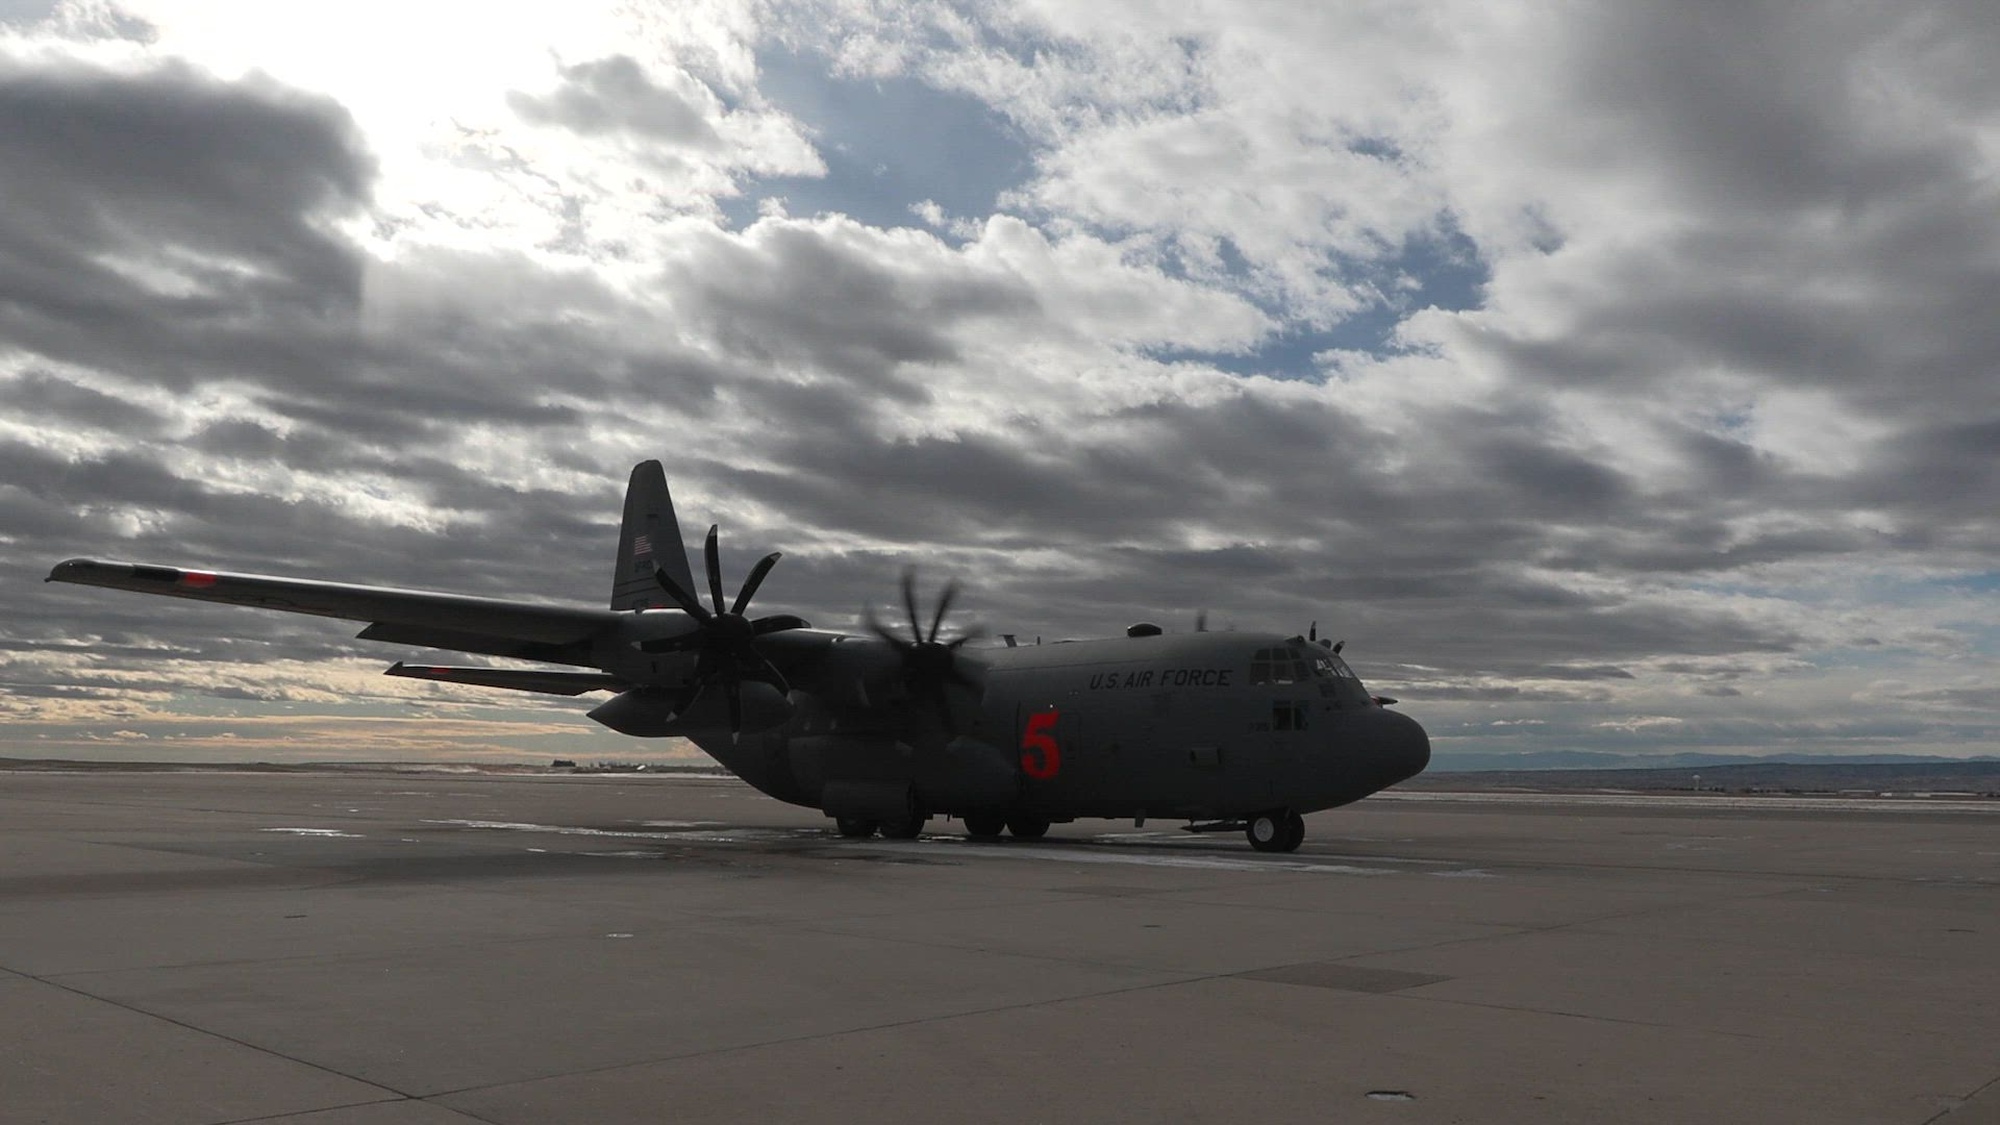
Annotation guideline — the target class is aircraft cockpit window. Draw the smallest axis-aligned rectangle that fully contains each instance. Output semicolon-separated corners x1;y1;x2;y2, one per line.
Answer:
1250;647;1310;685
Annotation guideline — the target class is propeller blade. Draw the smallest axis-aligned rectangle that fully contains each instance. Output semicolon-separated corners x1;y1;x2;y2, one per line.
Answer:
642;521;797;739
663;678;706;723
1195;610;1208;633
871;568;986;745
731;551;782;615
687;647;720;687
652;565;710;620
1309;621;1317;643
747;655;792;697
703;525;726;616
927;579;958;644
901;569;923;643
862;606;908;650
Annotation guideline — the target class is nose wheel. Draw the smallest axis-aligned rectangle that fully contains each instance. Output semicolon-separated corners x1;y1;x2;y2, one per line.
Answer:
1247;809;1305;853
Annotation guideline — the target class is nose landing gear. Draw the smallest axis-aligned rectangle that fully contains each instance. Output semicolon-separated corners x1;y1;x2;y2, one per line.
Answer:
1246;809;1306;853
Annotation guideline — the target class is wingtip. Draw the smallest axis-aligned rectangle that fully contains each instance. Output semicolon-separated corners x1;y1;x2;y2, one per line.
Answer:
46;558;95;583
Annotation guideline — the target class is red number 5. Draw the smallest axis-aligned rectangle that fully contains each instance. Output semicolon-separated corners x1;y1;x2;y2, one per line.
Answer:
1020;710;1062;779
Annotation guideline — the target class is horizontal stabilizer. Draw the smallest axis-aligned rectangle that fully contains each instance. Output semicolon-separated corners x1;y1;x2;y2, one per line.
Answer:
386;662;626;696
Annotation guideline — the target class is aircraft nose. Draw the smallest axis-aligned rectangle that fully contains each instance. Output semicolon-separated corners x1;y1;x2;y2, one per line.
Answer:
1383;707;1430;783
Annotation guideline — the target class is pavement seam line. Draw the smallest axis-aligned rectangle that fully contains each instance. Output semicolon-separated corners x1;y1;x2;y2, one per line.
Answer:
210;1092;504;1125
9;969;419;1106
419;969;1254;1102
1920;1068;2000;1124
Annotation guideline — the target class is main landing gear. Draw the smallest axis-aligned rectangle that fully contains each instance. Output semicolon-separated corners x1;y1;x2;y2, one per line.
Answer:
845;812;1049;841
960;813;1048;840
1246;809;1306;853
962;813;1005;838
833;816;927;838
841;811;1301;851
1003;817;1050;840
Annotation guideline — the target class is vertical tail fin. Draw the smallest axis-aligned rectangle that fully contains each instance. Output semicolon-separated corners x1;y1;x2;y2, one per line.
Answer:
610;460;698;611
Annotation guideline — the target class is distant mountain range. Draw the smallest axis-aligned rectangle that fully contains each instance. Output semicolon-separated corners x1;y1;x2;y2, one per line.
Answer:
1430;750;1999;772
1412;752;2000;795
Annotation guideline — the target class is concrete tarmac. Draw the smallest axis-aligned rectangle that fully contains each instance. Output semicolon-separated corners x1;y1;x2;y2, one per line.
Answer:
2;768;1996;1124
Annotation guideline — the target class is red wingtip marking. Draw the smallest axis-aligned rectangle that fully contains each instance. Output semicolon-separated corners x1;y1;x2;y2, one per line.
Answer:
180;571;218;588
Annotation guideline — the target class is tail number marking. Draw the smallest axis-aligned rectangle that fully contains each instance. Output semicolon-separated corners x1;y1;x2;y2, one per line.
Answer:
1021;710;1062;779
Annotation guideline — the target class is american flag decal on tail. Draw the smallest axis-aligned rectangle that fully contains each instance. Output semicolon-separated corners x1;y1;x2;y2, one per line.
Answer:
632;534;652;557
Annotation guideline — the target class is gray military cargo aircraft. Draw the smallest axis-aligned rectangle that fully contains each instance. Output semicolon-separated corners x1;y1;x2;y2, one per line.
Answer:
47;460;1428;852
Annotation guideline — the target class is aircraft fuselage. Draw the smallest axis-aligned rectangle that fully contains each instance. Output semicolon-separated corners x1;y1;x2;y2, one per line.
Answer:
684;630;1431;825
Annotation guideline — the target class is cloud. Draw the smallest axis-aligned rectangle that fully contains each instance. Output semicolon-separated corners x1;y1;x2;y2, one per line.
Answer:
512;55;726;148
0;54;371;388
1;2;1997;765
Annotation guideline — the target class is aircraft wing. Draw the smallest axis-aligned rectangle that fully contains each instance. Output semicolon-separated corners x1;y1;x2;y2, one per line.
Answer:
385;663;626;695
47;558;624;666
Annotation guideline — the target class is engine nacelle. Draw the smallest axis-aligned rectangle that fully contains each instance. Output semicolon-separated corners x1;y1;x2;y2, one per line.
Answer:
586;683;792;738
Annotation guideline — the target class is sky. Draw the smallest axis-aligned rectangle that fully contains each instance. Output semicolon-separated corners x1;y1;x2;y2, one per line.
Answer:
1;0;1996;766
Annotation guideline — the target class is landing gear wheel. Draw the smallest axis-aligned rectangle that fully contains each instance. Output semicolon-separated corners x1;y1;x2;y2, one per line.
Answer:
962;813;1006;839
1280;810;1306;852
879;816;925;840
1005;817;1050;840
834;817;878;838
1247;810;1301;853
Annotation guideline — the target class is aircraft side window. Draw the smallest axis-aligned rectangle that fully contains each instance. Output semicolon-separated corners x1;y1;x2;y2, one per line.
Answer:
1271;700;1309;731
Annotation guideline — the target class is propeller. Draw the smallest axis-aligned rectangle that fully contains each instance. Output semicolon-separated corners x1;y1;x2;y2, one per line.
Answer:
864;568;985;735
637;524;802;739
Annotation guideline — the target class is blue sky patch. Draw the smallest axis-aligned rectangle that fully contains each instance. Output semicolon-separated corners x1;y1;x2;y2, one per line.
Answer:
1153;223;1490;377
728;49;1036;234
